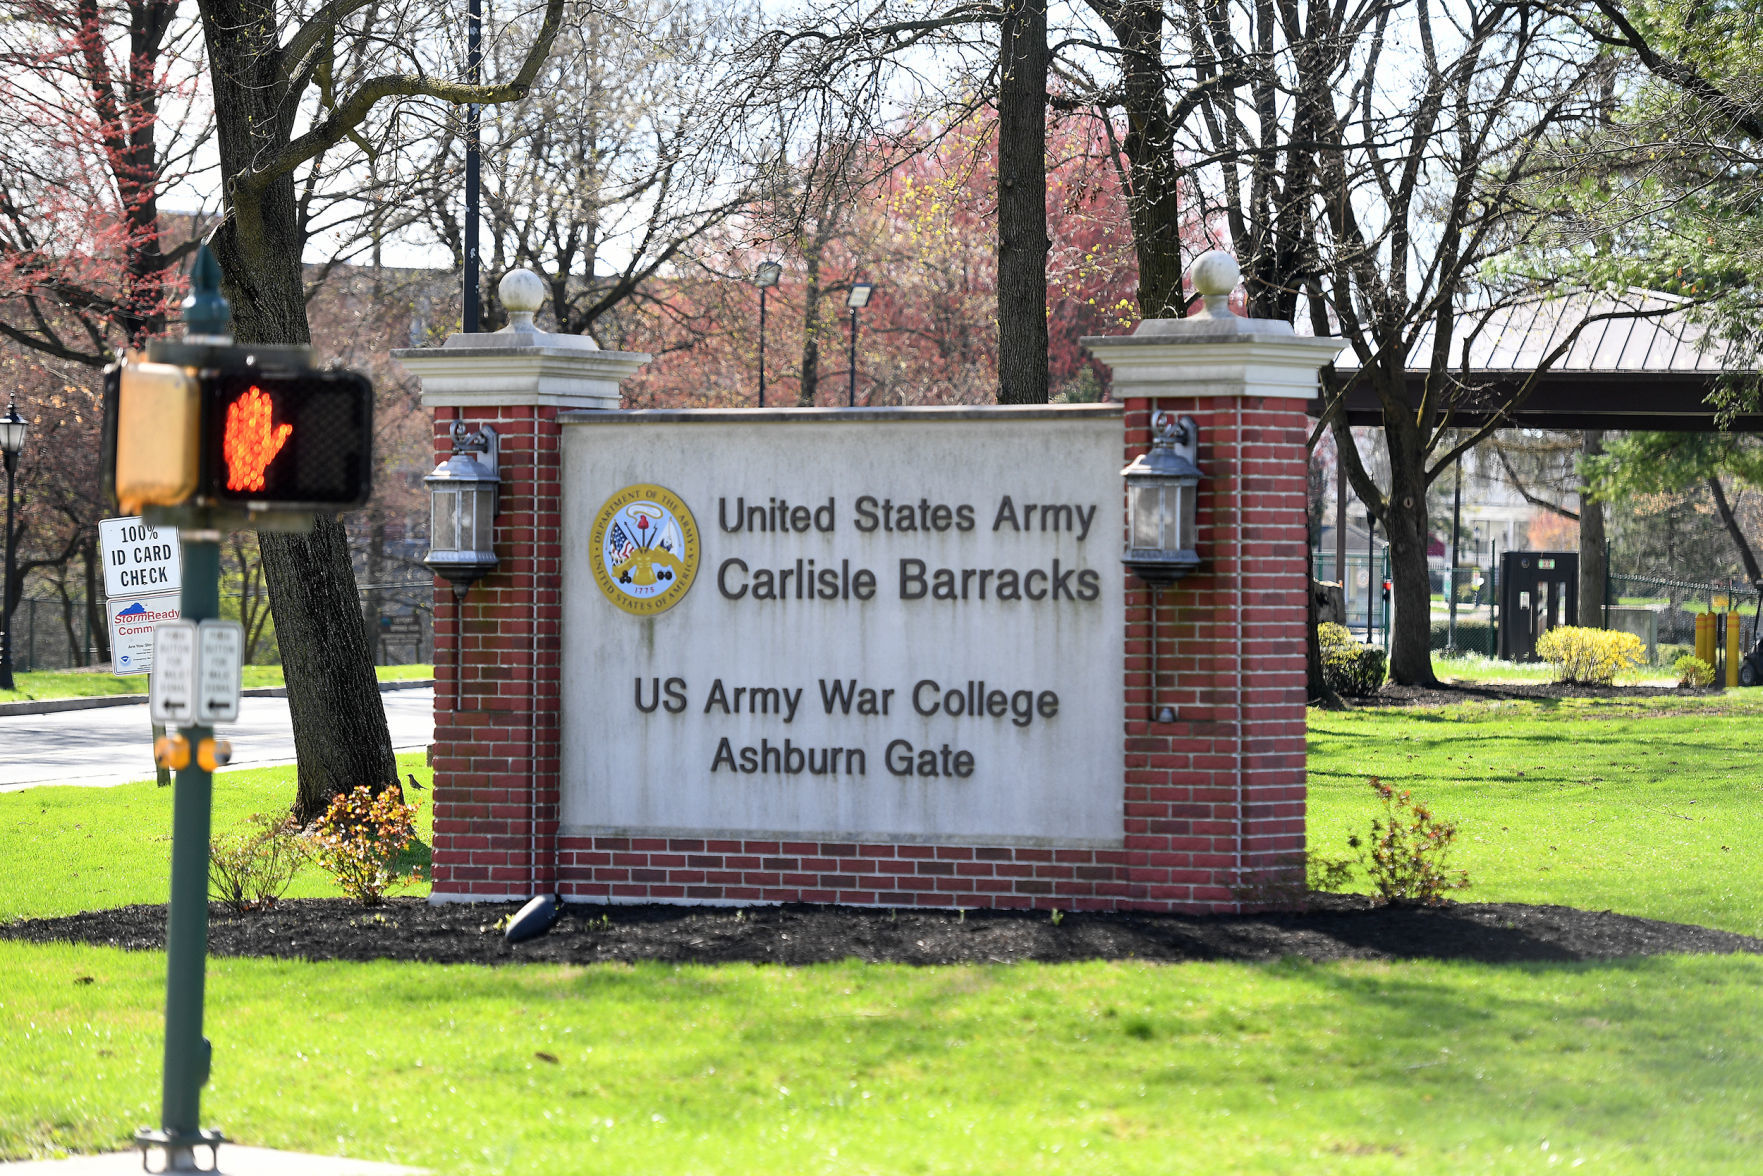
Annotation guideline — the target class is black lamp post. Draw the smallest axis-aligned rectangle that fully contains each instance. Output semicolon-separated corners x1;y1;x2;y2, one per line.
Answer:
463;0;483;332
846;281;874;407
0;399;25;691
754;261;781;407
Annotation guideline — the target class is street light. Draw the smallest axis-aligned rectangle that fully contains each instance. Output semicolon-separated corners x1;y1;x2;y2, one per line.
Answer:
846;281;874;407
0;398;26;691
754;261;782;407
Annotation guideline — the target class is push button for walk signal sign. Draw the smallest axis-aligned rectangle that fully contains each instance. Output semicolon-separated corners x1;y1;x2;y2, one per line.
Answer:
149;619;245;727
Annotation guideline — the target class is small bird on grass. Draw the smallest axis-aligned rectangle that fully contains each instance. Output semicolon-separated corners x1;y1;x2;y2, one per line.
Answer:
406;772;425;792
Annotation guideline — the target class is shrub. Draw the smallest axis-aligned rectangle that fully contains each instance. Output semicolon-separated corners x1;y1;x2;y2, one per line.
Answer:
209;812;307;913
1534;626;1646;685
1676;655;1715;688
1318;622;1387;696
1346;778;1470;904
306;784;420;906
1656;643;1693;668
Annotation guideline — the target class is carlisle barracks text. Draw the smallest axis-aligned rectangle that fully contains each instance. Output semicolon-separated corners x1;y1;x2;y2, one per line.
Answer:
714;494;1104;603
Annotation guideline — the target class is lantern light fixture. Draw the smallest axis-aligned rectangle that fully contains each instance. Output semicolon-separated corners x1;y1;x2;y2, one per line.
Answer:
424;420;500;601
1122;411;1202;585
1122;411;1202;726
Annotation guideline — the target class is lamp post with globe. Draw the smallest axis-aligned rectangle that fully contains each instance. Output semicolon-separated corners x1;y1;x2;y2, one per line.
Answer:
0;398;26;691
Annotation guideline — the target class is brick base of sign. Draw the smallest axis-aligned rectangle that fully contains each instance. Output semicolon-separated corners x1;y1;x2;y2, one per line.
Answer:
427;393;1310;914
547;836;1132;909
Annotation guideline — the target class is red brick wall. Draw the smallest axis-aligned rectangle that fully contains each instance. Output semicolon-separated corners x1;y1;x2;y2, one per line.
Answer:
429;404;564;899
1119;395;1310;910
429;394;1310;911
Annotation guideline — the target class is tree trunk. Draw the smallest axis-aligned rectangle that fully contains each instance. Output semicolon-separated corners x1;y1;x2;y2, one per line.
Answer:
1578;430;1606;626
797;243;823;407
84;536;110;662
203;0;396;820
1708;475;1763;587
996;0;1049;404
1383;454;1439;687
1306;539;1341;708
1108;1;1185;317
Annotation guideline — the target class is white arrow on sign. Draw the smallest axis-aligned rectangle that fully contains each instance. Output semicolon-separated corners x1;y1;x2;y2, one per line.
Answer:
196;619;245;724
149;621;198;725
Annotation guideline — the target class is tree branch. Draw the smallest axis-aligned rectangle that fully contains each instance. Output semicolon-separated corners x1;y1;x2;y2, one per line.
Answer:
241;0;566;192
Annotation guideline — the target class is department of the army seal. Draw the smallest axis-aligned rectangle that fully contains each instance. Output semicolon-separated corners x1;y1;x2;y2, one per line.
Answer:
590;484;700;615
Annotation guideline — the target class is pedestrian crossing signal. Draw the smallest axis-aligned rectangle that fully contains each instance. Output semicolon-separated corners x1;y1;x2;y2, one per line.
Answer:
201;369;374;509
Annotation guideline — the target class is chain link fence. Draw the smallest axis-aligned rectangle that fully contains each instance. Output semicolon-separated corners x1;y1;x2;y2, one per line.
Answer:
1609;574;1756;655
6;581;433;673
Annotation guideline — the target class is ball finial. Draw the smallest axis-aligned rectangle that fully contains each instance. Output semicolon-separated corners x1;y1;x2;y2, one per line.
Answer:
1190;251;1240;301
499;269;545;320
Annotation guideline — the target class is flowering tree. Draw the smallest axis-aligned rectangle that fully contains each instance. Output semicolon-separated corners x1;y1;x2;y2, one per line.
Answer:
0;0;207;363
624;112;1203;409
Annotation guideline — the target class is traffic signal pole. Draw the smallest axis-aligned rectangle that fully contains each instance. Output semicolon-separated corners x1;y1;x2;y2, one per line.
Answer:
110;242;371;1171
153;533;221;1168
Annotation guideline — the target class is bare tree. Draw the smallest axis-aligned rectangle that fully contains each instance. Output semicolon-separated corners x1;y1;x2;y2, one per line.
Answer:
1168;0;1628;684
195;0;564;818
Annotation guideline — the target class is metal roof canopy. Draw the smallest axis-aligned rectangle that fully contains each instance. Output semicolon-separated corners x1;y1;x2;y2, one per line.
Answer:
1315;288;1760;432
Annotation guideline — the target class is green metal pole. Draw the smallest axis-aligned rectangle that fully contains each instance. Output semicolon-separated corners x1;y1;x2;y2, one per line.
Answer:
158;533;220;1155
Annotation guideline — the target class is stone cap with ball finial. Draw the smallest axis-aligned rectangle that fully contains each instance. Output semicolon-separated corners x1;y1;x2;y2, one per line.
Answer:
391;267;650;411
1080;249;1347;399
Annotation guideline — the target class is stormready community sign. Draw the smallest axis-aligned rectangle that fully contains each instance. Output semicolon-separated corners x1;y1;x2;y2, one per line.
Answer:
560;407;1126;848
109;593;181;675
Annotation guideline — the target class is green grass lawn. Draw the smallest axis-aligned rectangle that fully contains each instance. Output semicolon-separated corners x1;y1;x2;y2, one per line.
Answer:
1310;693;1763;936
5;699;1763;1172
0;664;433;705
4;944;1759;1174
0;756;434;922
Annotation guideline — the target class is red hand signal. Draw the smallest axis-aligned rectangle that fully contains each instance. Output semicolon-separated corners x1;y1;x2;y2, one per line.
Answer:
223;385;293;492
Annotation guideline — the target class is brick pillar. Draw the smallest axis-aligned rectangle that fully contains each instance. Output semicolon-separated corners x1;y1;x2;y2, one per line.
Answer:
1086;255;1344;910
392;272;648;902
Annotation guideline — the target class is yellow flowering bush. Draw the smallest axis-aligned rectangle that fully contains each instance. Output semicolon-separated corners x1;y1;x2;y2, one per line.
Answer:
1534;626;1646;685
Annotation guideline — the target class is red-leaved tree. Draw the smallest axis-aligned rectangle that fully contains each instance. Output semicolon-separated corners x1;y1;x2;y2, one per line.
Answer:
622;110;1209;408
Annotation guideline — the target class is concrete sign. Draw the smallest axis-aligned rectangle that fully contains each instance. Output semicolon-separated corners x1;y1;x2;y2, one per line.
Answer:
99;516;182;598
108;592;182;676
560;408;1125;847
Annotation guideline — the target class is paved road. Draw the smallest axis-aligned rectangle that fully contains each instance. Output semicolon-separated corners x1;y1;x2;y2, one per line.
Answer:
0;688;434;792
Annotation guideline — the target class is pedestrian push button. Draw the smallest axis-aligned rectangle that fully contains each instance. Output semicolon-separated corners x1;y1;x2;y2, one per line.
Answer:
196;739;233;772
153;734;191;771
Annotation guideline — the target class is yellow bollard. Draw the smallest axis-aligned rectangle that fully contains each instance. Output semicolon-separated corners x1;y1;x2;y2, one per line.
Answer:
1728;612;1742;687
1694;613;1708;665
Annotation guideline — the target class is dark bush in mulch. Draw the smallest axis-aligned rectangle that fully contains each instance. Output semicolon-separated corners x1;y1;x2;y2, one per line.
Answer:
5;894;1758;967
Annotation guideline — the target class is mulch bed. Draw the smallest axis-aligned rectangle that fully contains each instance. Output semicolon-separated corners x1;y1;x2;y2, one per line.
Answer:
1344;681;1713;708
5;894;1759;967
